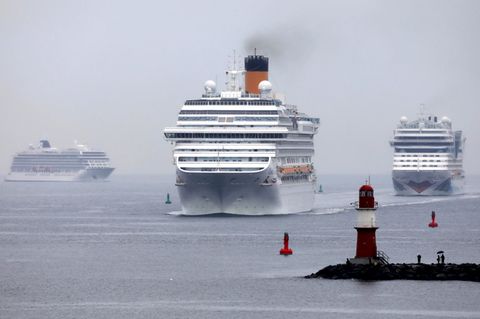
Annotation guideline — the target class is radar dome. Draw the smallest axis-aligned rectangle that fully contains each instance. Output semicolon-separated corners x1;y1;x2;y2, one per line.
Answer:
204;80;216;94
258;80;272;93
400;116;408;124
441;116;451;123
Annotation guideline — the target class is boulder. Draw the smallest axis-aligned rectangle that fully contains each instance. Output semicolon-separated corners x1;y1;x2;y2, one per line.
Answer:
306;263;480;282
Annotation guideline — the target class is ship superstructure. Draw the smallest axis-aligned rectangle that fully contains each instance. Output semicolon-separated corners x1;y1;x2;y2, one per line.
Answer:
164;54;319;214
5;140;114;182
390;112;465;195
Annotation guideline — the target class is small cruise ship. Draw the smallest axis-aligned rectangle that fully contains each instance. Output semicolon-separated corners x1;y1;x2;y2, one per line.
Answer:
390;111;465;195
5;140;114;182
164;53;320;215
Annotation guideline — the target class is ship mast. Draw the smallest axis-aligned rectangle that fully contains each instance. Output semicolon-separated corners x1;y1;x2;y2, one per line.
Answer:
225;50;244;92
418;103;426;121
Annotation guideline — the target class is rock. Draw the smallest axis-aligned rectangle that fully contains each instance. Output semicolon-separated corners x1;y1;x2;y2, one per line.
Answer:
305;263;480;282
435;273;446;279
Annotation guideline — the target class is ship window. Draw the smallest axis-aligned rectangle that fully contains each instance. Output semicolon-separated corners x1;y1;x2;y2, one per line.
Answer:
165;132;285;139
179;110;278;115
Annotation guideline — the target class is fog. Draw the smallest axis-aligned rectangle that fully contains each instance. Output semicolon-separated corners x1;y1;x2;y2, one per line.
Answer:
1;0;479;175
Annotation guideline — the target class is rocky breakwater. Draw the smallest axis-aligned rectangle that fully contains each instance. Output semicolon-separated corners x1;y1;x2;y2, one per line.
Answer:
306;263;480;281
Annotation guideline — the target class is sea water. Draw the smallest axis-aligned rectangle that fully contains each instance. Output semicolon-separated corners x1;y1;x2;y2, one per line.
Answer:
1;175;479;318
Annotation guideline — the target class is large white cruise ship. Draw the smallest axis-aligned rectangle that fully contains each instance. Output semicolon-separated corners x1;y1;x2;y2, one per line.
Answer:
5;140;114;182
164;54;320;215
390;112;465;195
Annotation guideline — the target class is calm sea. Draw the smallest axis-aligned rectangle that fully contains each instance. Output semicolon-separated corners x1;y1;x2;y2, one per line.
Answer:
1;174;480;318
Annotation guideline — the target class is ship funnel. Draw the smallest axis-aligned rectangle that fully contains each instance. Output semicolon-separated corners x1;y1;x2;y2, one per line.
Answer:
244;53;268;95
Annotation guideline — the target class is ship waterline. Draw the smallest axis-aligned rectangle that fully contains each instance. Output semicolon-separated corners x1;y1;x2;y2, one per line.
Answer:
5;167;115;182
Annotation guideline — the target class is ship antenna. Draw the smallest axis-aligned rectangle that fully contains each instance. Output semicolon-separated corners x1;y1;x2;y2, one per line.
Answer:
233;49;236;70
419;103;426;120
225;49;244;92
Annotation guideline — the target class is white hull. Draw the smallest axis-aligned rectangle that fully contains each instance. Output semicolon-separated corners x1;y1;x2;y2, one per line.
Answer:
5;168;114;182
176;168;314;215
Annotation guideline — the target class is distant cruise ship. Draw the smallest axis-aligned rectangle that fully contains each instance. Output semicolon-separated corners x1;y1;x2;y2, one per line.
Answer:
390;112;465;195
164;54;320;215
5;140;114;182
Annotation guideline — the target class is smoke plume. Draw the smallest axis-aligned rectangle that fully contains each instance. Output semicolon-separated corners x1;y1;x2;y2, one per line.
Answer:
243;23;318;69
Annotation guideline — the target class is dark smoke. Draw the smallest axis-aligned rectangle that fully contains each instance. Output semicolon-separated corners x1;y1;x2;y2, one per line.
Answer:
243;23;318;69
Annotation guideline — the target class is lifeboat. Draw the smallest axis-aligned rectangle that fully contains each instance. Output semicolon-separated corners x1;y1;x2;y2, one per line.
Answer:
278;164;312;175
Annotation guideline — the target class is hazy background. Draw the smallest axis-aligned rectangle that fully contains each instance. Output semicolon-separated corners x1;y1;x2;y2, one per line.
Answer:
1;0;479;175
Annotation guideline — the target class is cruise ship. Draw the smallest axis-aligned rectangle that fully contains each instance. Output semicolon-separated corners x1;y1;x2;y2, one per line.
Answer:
5;140;114;182
164;54;320;215
390;112;465;195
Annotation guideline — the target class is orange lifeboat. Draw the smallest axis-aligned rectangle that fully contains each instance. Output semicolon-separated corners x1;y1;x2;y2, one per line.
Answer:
278;164;312;175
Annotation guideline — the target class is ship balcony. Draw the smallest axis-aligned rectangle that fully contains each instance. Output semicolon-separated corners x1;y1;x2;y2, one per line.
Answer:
392;165;449;171
163;126;289;142
391;141;454;146
173;143;276;151
174;151;275;157
393;159;449;163
177;160;270;173
86;160;111;168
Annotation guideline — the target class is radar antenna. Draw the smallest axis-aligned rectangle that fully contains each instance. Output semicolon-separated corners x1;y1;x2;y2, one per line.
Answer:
418;103;426;120
225;49;244;92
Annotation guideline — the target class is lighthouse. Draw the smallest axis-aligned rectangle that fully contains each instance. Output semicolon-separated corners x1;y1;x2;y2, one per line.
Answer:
348;184;385;265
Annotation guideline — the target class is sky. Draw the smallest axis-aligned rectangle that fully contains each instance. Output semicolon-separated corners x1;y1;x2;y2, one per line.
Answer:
1;0;479;175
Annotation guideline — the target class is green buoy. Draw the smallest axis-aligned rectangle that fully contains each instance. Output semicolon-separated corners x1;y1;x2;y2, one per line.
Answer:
165;193;172;204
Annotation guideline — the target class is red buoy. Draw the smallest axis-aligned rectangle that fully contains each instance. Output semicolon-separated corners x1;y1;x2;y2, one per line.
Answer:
428;211;438;228
279;232;293;255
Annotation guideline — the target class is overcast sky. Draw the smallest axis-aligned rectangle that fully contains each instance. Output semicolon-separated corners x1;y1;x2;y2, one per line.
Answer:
1;0;479;176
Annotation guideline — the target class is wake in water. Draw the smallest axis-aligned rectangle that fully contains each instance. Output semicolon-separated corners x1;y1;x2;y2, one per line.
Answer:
306;189;480;216
165;190;480;216
167;210;185;216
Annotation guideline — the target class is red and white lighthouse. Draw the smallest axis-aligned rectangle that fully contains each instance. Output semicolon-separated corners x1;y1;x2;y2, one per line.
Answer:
349;184;380;264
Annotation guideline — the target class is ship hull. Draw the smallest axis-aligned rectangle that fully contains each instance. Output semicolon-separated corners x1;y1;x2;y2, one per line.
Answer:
5;168;114;182
176;168;314;215
392;170;464;196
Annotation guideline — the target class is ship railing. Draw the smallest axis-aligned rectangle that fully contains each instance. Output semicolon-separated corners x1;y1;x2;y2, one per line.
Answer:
351;201;379;210
377;250;390;264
